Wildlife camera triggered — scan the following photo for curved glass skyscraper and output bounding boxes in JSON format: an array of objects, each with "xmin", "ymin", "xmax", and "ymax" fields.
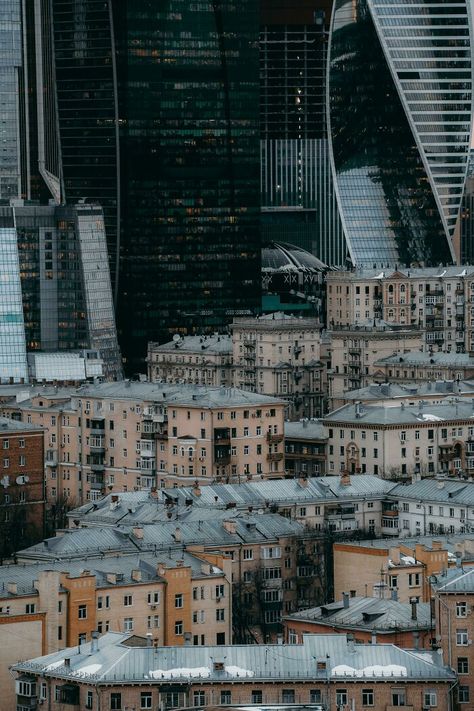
[{"xmin": 328, "ymin": 0, "xmax": 474, "ymax": 267}]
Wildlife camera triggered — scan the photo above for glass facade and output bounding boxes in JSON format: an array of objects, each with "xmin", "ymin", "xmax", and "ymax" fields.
[
  {"xmin": 0, "ymin": 2, "xmax": 22, "ymax": 200},
  {"xmin": 0, "ymin": 207, "xmax": 28, "ymax": 383},
  {"xmin": 328, "ymin": 0, "xmax": 473, "ymax": 266},
  {"xmin": 113, "ymin": 1, "xmax": 261, "ymax": 371},
  {"xmin": 50, "ymin": 0, "xmax": 120, "ymax": 290},
  {"xmin": 260, "ymin": 1, "xmax": 346, "ymax": 267}
]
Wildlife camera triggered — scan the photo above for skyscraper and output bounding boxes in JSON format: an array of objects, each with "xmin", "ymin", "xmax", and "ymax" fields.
[
  {"xmin": 47, "ymin": 1, "xmax": 262, "ymax": 372},
  {"xmin": 260, "ymin": 0, "xmax": 346, "ymax": 267},
  {"xmin": 328, "ymin": 0, "xmax": 474, "ymax": 267},
  {"xmin": 0, "ymin": 0, "xmax": 121, "ymax": 382}
]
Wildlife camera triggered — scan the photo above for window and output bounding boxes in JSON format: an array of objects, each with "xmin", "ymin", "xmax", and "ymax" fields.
[
  {"xmin": 459, "ymin": 686, "xmax": 470, "ymax": 703},
  {"xmin": 424, "ymin": 691, "xmax": 437, "ymax": 707},
  {"xmin": 391, "ymin": 689, "xmax": 406, "ymax": 706},
  {"xmin": 251, "ymin": 690, "xmax": 262, "ymax": 704},
  {"xmin": 243, "ymin": 549, "xmax": 253, "ymax": 560},
  {"xmin": 123, "ymin": 595, "xmax": 132, "ymax": 607},
  {"xmin": 215, "ymin": 584, "xmax": 225, "ymax": 598},
  {"xmin": 457, "ymin": 602, "xmax": 468, "ymax": 618},
  {"xmin": 336, "ymin": 690, "xmax": 347, "ymax": 706},
  {"xmin": 141, "ymin": 692, "xmax": 153, "ymax": 709},
  {"xmin": 78, "ymin": 604, "xmax": 87, "ymax": 619},
  {"xmin": 458, "ymin": 657, "xmax": 469, "ymax": 674},
  {"xmin": 362, "ymin": 689, "xmax": 374, "ymax": 706},
  {"xmin": 25, "ymin": 603, "xmax": 36, "ymax": 614},
  {"xmin": 457, "ymin": 629, "xmax": 469, "ymax": 645},
  {"xmin": 86, "ymin": 691, "xmax": 93, "ymax": 709},
  {"xmin": 310, "ymin": 690, "xmax": 321, "ymax": 704},
  {"xmin": 175, "ymin": 593, "xmax": 183, "ymax": 608},
  {"xmin": 193, "ymin": 691, "xmax": 205, "ymax": 706},
  {"xmin": 123, "ymin": 617, "xmax": 133, "ymax": 632},
  {"xmin": 175, "ymin": 620, "xmax": 183, "ymax": 635},
  {"xmin": 2, "ymin": 440, "xmax": 8, "ymax": 450},
  {"xmin": 110, "ymin": 693, "xmax": 122, "ymax": 710},
  {"xmin": 220, "ymin": 690, "xmax": 232, "ymax": 705},
  {"xmin": 216, "ymin": 608, "xmax": 225, "ymax": 621},
  {"xmin": 282, "ymin": 690, "xmax": 295, "ymax": 704},
  {"xmin": 408, "ymin": 573, "xmax": 420, "ymax": 587},
  {"xmin": 262, "ymin": 546, "xmax": 281, "ymax": 559}
]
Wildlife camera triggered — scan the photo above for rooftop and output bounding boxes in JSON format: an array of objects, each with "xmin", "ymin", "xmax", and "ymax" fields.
[
  {"xmin": 435, "ymin": 567, "xmax": 474, "ymax": 593},
  {"xmin": 262, "ymin": 242, "xmax": 326, "ymax": 273},
  {"xmin": 333, "ymin": 533, "xmax": 474, "ymax": 558},
  {"xmin": 389, "ymin": 479, "xmax": 474, "ymax": 506},
  {"xmin": 328, "ymin": 266, "xmax": 474, "ymax": 280},
  {"xmin": 343, "ymin": 381, "xmax": 474, "ymax": 402},
  {"xmin": 285, "ymin": 596, "xmax": 432, "ymax": 633},
  {"xmin": 284, "ymin": 419, "xmax": 328, "ymax": 441},
  {"xmin": 375, "ymin": 352, "xmax": 474, "ymax": 368},
  {"xmin": 149, "ymin": 334, "xmax": 232, "ymax": 355},
  {"xmin": 12, "ymin": 633, "xmax": 454, "ymax": 684},
  {"xmin": 0, "ymin": 416, "xmax": 43, "ymax": 433},
  {"xmin": 323, "ymin": 400, "xmax": 474, "ymax": 426}
]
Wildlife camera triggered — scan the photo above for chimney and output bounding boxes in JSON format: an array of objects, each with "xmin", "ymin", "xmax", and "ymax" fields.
[
  {"xmin": 192, "ymin": 482, "xmax": 201, "ymax": 497},
  {"xmin": 184, "ymin": 632, "xmax": 192, "ymax": 646},
  {"xmin": 150, "ymin": 487, "xmax": 158, "ymax": 499},
  {"xmin": 371, "ymin": 632, "xmax": 377, "ymax": 645},
  {"xmin": 173, "ymin": 526, "xmax": 182, "ymax": 542},
  {"xmin": 64, "ymin": 658, "xmax": 71, "ymax": 668},
  {"xmin": 411, "ymin": 598, "xmax": 418, "ymax": 621},
  {"xmin": 146, "ymin": 632, "xmax": 153, "ymax": 647},
  {"xmin": 342, "ymin": 591, "xmax": 350, "ymax": 609},
  {"xmin": 133, "ymin": 526, "xmax": 144, "ymax": 540},
  {"xmin": 91, "ymin": 631, "xmax": 99, "ymax": 654},
  {"xmin": 277, "ymin": 634, "xmax": 283, "ymax": 645},
  {"xmin": 106, "ymin": 573, "xmax": 117, "ymax": 584},
  {"xmin": 413, "ymin": 631, "xmax": 419, "ymax": 650},
  {"xmin": 131, "ymin": 569, "xmax": 142, "ymax": 582},
  {"xmin": 391, "ymin": 589, "xmax": 398, "ymax": 601},
  {"xmin": 222, "ymin": 519, "xmax": 237, "ymax": 534},
  {"xmin": 340, "ymin": 470, "xmax": 351, "ymax": 486},
  {"xmin": 298, "ymin": 475, "xmax": 308, "ymax": 488},
  {"xmin": 7, "ymin": 582, "xmax": 17, "ymax": 595}
]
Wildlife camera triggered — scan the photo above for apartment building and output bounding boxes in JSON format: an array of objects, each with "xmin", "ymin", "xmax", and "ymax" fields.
[
  {"xmin": 0, "ymin": 417, "xmax": 45, "ymax": 557},
  {"xmin": 328, "ymin": 321, "xmax": 424, "ymax": 408},
  {"xmin": 1, "ymin": 382, "xmax": 286, "ymax": 506},
  {"xmin": 333, "ymin": 535, "xmax": 474, "ymax": 603},
  {"xmin": 388, "ymin": 479, "xmax": 474, "ymax": 537},
  {"xmin": 326, "ymin": 266, "xmax": 474, "ymax": 354},
  {"xmin": 0, "ymin": 551, "xmax": 231, "ymax": 710},
  {"xmin": 284, "ymin": 594, "xmax": 433, "ymax": 649},
  {"xmin": 323, "ymin": 400, "xmax": 474, "ymax": 479},
  {"xmin": 19, "ymin": 511, "xmax": 319, "ymax": 643},
  {"xmin": 374, "ymin": 352, "xmax": 474, "ymax": 384},
  {"xmin": 12, "ymin": 632, "xmax": 456, "ymax": 711},
  {"xmin": 147, "ymin": 313, "xmax": 326, "ymax": 420},
  {"xmin": 434, "ymin": 568, "xmax": 474, "ymax": 709},
  {"xmin": 147, "ymin": 334, "xmax": 233, "ymax": 387},
  {"xmin": 284, "ymin": 419, "xmax": 328, "ymax": 477}
]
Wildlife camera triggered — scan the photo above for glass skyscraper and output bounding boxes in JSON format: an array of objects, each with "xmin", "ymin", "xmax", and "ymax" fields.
[
  {"xmin": 328, "ymin": 0, "xmax": 474, "ymax": 267},
  {"xmin": 260, "ymin": 0, "xmax": 346, "ymax": 267}
]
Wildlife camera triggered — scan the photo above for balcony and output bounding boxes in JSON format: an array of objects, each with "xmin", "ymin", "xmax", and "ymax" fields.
[
  {"xmin": 90, "ymin": 475, "xmax": 105, "ymax": 491},
  {"xmin": 140, "ymin": 420, "xmax": 160, "ymax": 436},
  {"xmin": 267, "ymin": 432, "xmax": 284, "ymax": 444},
  {"xmin": 348, "ymin": 347, "xmax": 361, "ymax": 355},
  {"xmin": 139, "ymin": 440, "xmax": 156, "ymax": 458},
  {"xmin": 267, "ymin": 452, "xmax": 284, "ymax": 462},
  {"xmin": 214, "ymin": 428, "xmax": 231, "ymax": 445},
  {"xmin": 142, "ymin": 409, "xmax": 167, "ymax": 423},
  {"xmin": 90, "ymin": 460, "xmax": 105, "ymax": 472},
  {"xmin": 90, "ymin": 436, "xmax": 105, "ymax": 453},
  {"xmin": 90, "ymin": 418, "xmax": 105, "ymax": 435},
  {"xmin": 140, "ymin": 458, "xmax": 156, "ymax": 472}
]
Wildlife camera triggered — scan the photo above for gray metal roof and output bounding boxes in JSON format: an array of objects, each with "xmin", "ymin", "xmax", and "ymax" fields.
[
  {"xmin": 324, "ymin": 400, "xmax": 474, "ymax": 426},
  {"xmin": 389, "ymin": 479, "xmax": 474, "ymax": 506},
  {"xmin": 329, "ymin": 266, "xmax": 474, "ymax": 280},
  {"xmin": 435, "ymin": 568, "xmax": 474, "ymax": 593},
  {"xmin": 74, "ymin": 382, "xmax": 284, "ymax": 407},
  {"xmin": 0, "ymin": 550, "xmax": 223, "ymax": 598},
  {"xmin": 0, "ymin": 416, "xmax": 43, "ymax": 432},
  {"xmin": 375, "ymin": 352, "xmax": 474, "ymax": 368},
  {"xmin": 12, "ymin": 633, "xmax": 454, "ymax": 683},
  {"xmin": 151, "ymin": 334, "xmax": 232, "ymax": 355},
  {"xmin": 332, "ymin": 533, "xmax": 474, "ymax": 558},
  {"xmin": 19, "ymin": 513, "xmax": 304, "ymax": 561},
  {"xmin": 343, "ymin": 381, "xmax": 474, "ymax": 402},
  {"xmin": 285, "ymin": 597, "xmax": 432, "ymax": 632},
  {"xmin": 284, "ymin": 420, "xmax": 328, "ymax": 441}
]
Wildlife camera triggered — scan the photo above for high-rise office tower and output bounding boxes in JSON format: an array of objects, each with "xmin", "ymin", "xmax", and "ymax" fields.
[
  {"xmin": 328, "ymin": 0, "xmax": 474, "ymax": 267},
  {"xmin": 48, "ymin": 1, "xmax": 261, "ymax": 372},
  {"xmin": 460, "ymin": 151, "xmax": 474, "ymax": 265},
  {"xmin": 0, "ymin": 0, "xmax": 121, "ymax": 382},
  {"xmin": 260, "ymin": 0, "xmax": 346, "ymax": 267}
]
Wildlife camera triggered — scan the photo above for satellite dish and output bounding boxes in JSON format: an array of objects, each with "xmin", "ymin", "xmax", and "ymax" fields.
[
  {"xmin": 173, "ymin": 334, "xmax": 181, "ymax": 342},
  {"xmin": 257, "ymin": 509, "xmax": 264, "ymax": 515}
]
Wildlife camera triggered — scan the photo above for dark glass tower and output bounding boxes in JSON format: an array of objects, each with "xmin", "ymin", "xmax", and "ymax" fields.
[
  {"xmin": 260, "ymin": 0, "xmax": 346, "ymax": 267},
  {"xmin": 328, "ymin": 0, "xmax": 474, "ymax": 267},
  {"xmin": 113, "ymin": 2, "xmax": 261, "ymax": 371}
]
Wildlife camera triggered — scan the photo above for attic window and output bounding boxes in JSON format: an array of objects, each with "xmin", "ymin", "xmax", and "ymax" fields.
[
  {"xmin": 316, "ymin": 660, "xmax": 327, "ymax": 671},
  {"xmin": 213, "ymin": 662, "xmax": 225, "ymax": 672}
]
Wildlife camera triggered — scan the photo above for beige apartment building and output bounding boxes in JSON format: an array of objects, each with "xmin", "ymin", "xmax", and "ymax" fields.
[
  {"xmin": 328, "ymin": 321, "xmax": 424, "ymax": 408},
  {"xmin": 147, "ymin": 334, "xmax": 233, "ymax": 387},
  {"xmin": 1, "ymin": 382, "xmax": 285, "ymax": 508},
  {"xmin": 148, "ymin": 314, "xmax": 325, "ymax": 420},
  {"xmin": 323, "ymin": 400, "xmax": 474, "ymax": 479},
  {"xmin": 327, "ymin": 265, "xmax": 474, "ymax": 354},
  {"xmin": 373, "ymin": 351, "xmax": 474, "ymax": 384},
  {"xmin": 0, "ymin": 550, "xmax": 232, "ymax": 710}
]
